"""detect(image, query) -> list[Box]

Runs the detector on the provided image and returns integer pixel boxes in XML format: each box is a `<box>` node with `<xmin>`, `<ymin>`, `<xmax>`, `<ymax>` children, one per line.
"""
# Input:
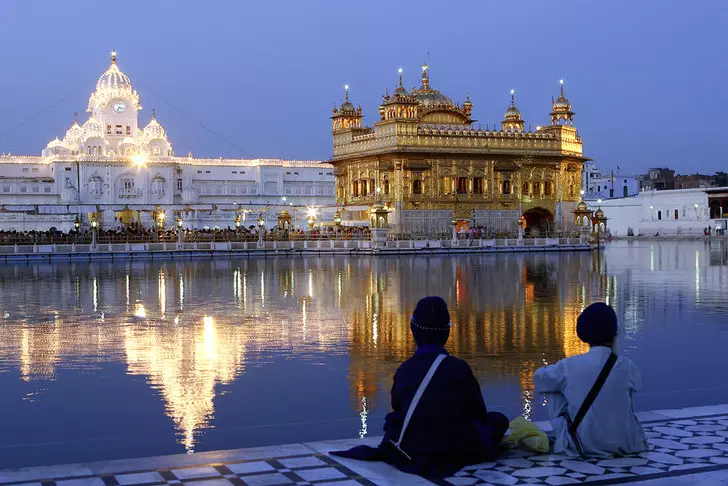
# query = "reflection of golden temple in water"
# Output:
<box><xmin>0</xmin><ymin>251</ymin><xmax>617</xmax><ymax>448</ymax></box>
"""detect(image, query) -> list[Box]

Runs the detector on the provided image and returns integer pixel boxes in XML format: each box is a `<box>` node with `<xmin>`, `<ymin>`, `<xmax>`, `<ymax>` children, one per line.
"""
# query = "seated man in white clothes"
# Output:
<box><xmin>533</xmin><ymin>303</ymin><xmax>648</xmax><ymax>457</ymax></box>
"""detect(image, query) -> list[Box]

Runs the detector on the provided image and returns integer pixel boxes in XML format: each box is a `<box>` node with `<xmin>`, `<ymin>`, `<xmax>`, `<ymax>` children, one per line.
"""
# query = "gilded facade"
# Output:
<box><xmin>330</xmin><ymin>66</ymin><xmax>588</xmax><ymax>234</ymax></box>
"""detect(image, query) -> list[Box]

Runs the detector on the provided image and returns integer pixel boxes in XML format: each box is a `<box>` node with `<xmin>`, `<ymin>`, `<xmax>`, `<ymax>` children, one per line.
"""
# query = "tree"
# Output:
<box><xmin>714</xmin><ymin>171</ymin><xmax>728</xmax><ymax>187</ymax></box>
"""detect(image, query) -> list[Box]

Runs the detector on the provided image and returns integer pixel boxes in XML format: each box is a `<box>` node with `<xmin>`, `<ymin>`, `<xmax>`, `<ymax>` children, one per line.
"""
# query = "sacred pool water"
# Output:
<box><xmin>0</xmin><ymin>240</ymin><xmax>726</xmax><ymax>468</ymax></box>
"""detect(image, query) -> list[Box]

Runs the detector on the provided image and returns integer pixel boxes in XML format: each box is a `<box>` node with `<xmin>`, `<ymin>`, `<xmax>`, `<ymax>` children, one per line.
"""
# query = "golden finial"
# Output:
<box><xmin>559</xmin><ymin>79</ymin><xmax>565</xmax><ymax>96</ymax></box>
<box><xmin>510</xmin><ymin>89</ymin><xmax>515</xmax><ymax>105</ymax></box>
<box><xmin>344</xmin><ymin>84</ymin><xmax>349</xmax><ymax>102</ymax></box>
<box><xmin>73</xmin><ymin>112</ymin><xmax>79</xmax><ymax>123</ymax></box>
<box><xmin>111</xmin><ymin>49</ymin><xmax>117</xmax><ymax>64</ymax></box>
<box><xmin>152</xmin><ymin>108</ymin><xmax>156</xmax><ymax>120</ymax></box>
<box><xmin>398</xmin><ymin>67</ymin><xmax>403</xmax><ymax>87</ymax></box>
<box><xmin>421</xmin><ymin>63</ymin><xmax>430</xmax><ymax>89</ymax></box>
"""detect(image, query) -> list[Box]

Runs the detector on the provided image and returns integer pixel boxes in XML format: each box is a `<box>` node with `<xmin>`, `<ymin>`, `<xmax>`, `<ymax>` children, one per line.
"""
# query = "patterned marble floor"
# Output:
<box><xmin>1</xmin><ymin>405</ymin><xmax>727</xmax><ymax>486</ymax></box>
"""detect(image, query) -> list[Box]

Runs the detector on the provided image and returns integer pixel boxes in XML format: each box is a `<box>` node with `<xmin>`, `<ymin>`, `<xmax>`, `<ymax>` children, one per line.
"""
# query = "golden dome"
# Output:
<box><xmin>503</xmin><ymin>90</ymin><xmax>523</xmax><ymax>121</ymax></box>
<box><xmin>551</xmin><ymin>80</ymin><xmax>573</xmax><ymax>115</ymax></box>
<box><xmin>594</xmin><ymin>207</ymin><xmax>605</xmax><ymax>218</ymax></box>
<box><xmin>412</xmin><ymin>64</ymin><xmax>454</xmax><ymax>106</ymax></box>
<box><xmin>576</xmin><ymin>200</ymin><xmax>589</xmax><ymax>211</ymax></box>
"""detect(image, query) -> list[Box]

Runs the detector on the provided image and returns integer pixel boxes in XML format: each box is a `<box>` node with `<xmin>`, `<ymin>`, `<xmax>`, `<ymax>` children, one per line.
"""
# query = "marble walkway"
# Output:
<box><xmin>2</xmin><ymin>405</ymin><xmax>728</xmax><ymax>486</ymax></box>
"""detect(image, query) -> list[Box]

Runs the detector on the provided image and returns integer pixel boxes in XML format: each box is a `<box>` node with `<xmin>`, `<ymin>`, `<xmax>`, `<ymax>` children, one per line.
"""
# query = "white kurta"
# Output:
<box><xmin>533</xmin><ymin>346</ymin><xmax>648</xmax><ymax>457</ymax></box>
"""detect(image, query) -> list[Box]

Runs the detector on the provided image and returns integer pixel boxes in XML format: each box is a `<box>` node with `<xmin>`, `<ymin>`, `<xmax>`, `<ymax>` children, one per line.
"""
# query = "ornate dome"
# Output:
<box><xmin>142</xmin><ymin>111</ymin><xmax>168</xmax><ymax>142</ymax></box>
<box><xmin>82</xmin><ymin>115</ymin><xmax>104</xmax><ymax>140</ymax></box>
<box><xmin>576</xmin><ymin>200</ymin><xmax>589</xmax><ymax>211</ymax></box>
<box><xmin>412</xmin><ymin>64</ymin><xmax>454</xmax><ymax>106</ymax></box>
<box><xmin>594</xmin><ymin>207</ymin><xmax>605</xmax><ymax>218</ymax></box>
<box><xmin>552</xmin><ymin>81</ymin><xmax>572</xmax><ymax>113</ymax></box>
<box><xmin>87</xmin><ymin>51</ymin><xmax>141</xmax><ymax>111</ymax></box>
<box><xmin>47</xmin><ymin>137</ymin><xmax>64</xmax><ymax>149</ymax></box>
<box><xmin>63</xmin><ymin>119</ymin><xmax>84</xmax><ymax>147</ymax></box>
<box><xmin>504</xmin><ymin>91</ymin><xmax>522</xmax><ymax>120</ymax></box>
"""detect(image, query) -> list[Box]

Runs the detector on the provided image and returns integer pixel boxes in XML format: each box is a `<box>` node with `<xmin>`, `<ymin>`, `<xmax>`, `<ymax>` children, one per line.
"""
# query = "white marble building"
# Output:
<box><xmin>582</xmin><ymin>161</ymin><xmax>639</xmax><ymax>200</ymax></box>
<box><xmin>0</xmin><ymin>51</ymin><xmax>334</xmax><ymax>231</ymax></box>
<box><xmin>587</xmin><ymin>188</ymin><xmax>713</xmax><ymax>236</ymax></box>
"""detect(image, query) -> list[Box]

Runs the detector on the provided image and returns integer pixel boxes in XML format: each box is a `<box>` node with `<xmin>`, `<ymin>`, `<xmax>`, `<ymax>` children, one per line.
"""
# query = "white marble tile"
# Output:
<box><xmin>239</xmin><ymin>473</ymin><xmax>292</xmax><ymax>486</ymax></box>
<box><xmin>294</xmin><ymin>467</ymin><xmax>346</xmax><ymax>482</ymax></box>
<box><xmin>628</xmin><ymin>466</ymin><xmax>665</xmax><ymax>475</ymax></box>
<box><xmin>558</xmin><ymin>460</ymin><xmax>605</xmax><ymax>475</ymax></box>
<box><xmin>584</xmin><ymin>473</ymin><xmax>633</xmax><ymax>482</ymax></box>
<box><xmin>471</xmin><ymin>469</ymin><xmax>518</xmax><ymax>484</ymax></box>
<box><xmin>512</xmin><ymin>467</ymin><xmax>567</xmax><ymax>478</ymax></box>
<box><xmin>115</xmin><ymin>472</ymin><xmax>165</xmax><ymax>485</ymax></box>
<box><xmin>226</xmin><ymin>461</ymin><xmax>275</xmax><ymax>475</ymax></box>
<box><xmin>657</xmin><ymin>405</ymin><xmax>728</xmax><ymax>419</ymax></box>
<box><xmin>303</xmin><ymin>437</ymin><xmax>381</xmax><ymax>454</ymax></box>
<box><xmin>444</xmin><ymin>477</ymin><xmax>479</xmax><ymax>486</ymax></box>
<box><xmin>653</xmin><ymin>426</ymin><xmax>693</xmax><ymax>437</ymax></box>
<box><xmin>324</xmin><ymin>455</ymin><xmax>435</xmax><ymax>485</ymax></box>
<box><xmin>675</xmin><ymin>448</ymin><xmax>724</xmax><ymax>458</ymax></box>
<box><xmin>170</xmin><ymin>466</ymin><xmax>220</xmax><ymax>480</ymax></box>
<box><xmin>682</xmin><ymin>435</ymin><xmax>726</xmax><ymax>445</ymax></box>
<box><xmin>596</xmin><ymin>457</ymin><xmax>648</xmax><ymax>468</ymax></box>
<box><xmin>639</xmin><ymin>451</ymin><xmax>684</xmax><ymax>465</ymax></box>
<box><xmin>544</xmin><ymin>477</ymin><xmax>580</xmax><ymax>485</ymax></box>
<box><xmin>710</xmin><ymin>456</ymin><xmax>728</xmax><ymax>465</ymax></box>
<box><xmin>0</xmin><ymin>465</ymin><xmax>94</xmax><ymax>483</ymax></box>
<box><xmin>277</xmin><ymin>457</ymin><xmax>327</xmax><ymax>469</ymax></box>
<box><xmin>634</xmin><ymin>469</ymin><xmax>728</xmax><ymax>485</ymax></box>
<box><xmin>186</xmin><ymin>480</ymin><xmax>234</xmax><ymax>486</ymax></box>
<box><xmin>56</xmin><ymin>478</ymin><xmax>105</xmax><ymax>486</ymax></box>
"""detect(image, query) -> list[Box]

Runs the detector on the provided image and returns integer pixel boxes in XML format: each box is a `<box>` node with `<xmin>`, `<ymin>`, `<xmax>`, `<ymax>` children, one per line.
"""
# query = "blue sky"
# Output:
<box><xmin>0</xmin><ymin>0</ymin><xmax>726</xmax><ymax>174</ymax></box>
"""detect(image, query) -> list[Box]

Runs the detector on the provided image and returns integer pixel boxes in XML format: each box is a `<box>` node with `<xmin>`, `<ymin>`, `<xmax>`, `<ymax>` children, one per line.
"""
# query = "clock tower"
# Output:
<box><xmin>87</xmin><ymin>50</ymin><xmax>142</xmax><ymax>155</ymax></box>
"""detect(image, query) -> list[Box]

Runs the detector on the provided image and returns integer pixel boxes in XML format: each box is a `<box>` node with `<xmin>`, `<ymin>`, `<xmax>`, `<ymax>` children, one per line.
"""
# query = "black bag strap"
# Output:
<box><xmin>569</xmin><ymin>352</ymin><xmax>618</xmax><ymax>435</ymax></box>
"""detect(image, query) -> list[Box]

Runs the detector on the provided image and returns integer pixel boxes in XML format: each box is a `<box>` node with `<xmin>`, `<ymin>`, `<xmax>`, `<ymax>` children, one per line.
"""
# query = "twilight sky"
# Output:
<box><xmin>0</xmin><ymin>0</ymin><xmax>726</xmax><ymax>174</ymax></box>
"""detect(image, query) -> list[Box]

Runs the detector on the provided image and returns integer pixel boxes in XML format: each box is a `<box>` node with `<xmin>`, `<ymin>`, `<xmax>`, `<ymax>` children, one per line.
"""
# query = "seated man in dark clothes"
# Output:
<box><xmin>332</xmin><ymin>296</ymin><xmax>509</xmax><ymax>478</ymax></box>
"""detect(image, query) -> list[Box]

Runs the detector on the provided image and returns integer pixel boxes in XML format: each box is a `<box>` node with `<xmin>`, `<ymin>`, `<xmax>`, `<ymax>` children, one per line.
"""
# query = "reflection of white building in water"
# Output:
<box><xmin>0</xmin><ymin>51</ymin><xmax>334</xmax><ymax>231</ymax></box>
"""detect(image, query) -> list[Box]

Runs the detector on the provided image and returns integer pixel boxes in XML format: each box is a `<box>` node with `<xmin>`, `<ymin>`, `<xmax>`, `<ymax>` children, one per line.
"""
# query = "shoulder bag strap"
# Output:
<box><xmin>569</xmin><ymin>352</ymin><xmax>618</xmax><ymax>435</ymax></box>
<box><xmin>393</xmin><ymin>353</ymin><xmax>447</xmax><ymax>455</ymax></box>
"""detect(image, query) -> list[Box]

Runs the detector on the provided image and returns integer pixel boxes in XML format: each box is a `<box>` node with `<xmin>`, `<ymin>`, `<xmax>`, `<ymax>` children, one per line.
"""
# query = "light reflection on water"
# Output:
<box><xmin>0</xmin><ymin>240</ymin><xmax>726</xmax><ymax>468</ymax></box>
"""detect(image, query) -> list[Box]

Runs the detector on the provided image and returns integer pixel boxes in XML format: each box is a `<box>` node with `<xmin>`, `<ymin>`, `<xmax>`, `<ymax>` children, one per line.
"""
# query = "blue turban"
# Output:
<box><xmin>410</xmin><ymin>296</ymin><xmax>451</xmax><ymax>347</ymax></box>
<box><xmin>577</xmin><ymin>302</ymin><xmax>618</xmax><ymax>346</ymax></box>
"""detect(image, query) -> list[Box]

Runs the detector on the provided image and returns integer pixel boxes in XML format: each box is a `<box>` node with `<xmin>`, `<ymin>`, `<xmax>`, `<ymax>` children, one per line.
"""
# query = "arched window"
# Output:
<box><xmin>383</xmin><ymin>178</ymin><xmax>390</xmax><ymax>195</ymax></box>
<box><xmin>361</xmin><ymin>180</ymin><xmax>368</xmax><ymax>195</ymax></box>
<box><xmin>352</xmin><ymin>180</ymin><xmax>359</xmax><ymax>197</ymax></box>
<box><xmin>544</xmin><ymin>181</ymin><xmax>552</xmax><ymax>196</ymax></box>
<box><xmin>533</xmin><ymin>181</ymin><xmax>540</xmax><ymax>196</ymax></box>
<box><xmin>521</xmin><ymin>182</ymin><xmax>529</xmax><ymax>195</ymax></box>
<box><xmin>502</xmin><ymin>179</ymin><xmax>511</xmax><ymax>195</ymax></box>
<box><xmin>413</xmin><ymin>179</ymin><xmax>422</xmax><ymax>195</ymax></box>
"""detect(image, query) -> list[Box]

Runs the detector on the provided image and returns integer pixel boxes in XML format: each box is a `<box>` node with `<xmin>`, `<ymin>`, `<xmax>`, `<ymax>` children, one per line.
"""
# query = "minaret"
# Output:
<box><xmin>502</xmin><ymin>89</ymin><xmax>525</xmax><ymax>132</ymax></box>
<box><xmin>331</xmin><ymin>84</ymin><xmax>363</xmax><ymax>133</ymax></box>
<box><xmin>550</xmin><ymin>80</ymin><xmax>575</xmax><ymax>126</ymax></box>
<box><xmin>379</xmin><ymin>68</ymin><xmax>418</xmax><ymax>121</ymax></box>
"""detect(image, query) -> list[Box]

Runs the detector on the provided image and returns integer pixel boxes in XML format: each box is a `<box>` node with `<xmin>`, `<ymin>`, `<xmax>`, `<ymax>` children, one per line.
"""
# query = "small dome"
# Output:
<box><xmin>120</xmin><ymin>136</ymin><xmax>138</xmax><ymax>146</ymax></box>
<box><xmin>88</xmin><ymin>51</ymin><xmax>141</xmax><ymax>111</ymax></box>
<box><xmin>504</xmin><ymin>104</ymin><xmax>521</xmax><ymax>119</ymax></box>
<box><xmin>96</xmin><ymin>63</ymin><xmax>132</xmax><ymax>93</ymax></box>
<box><xmin>552</xmin><ymin>82</ymin><xmax>573</xmax><ymax>113</ymax></box>
<box><xmin>47</xmin><ymin>137</ymin><xmax>64</xmax><ymax>148</ymax></box>
<box><xmin>82</xmin><ymin>115</ymin><xmax>104</xmax><ymax>140</ymax></box>
<box><xmin>576</xmin><ymin>200</ymin><xmax>589</xmax><ymax>211</ymax></box>
<box><xmin>414</xmin><ymin>91</ymin><xmax>454</xmax><ymax>106</ymax></box>
<box><xmin>594</xmin><ymin>207</ymin><xmax>605</xmax><ymax>218</ymax></box>
<box><xmin>142</xmin><ymin>115</ymin><xmax>167</xmax><ymax>142</ymax></box>
<box><xmin>63</xmin><ymin>121</ymin><xmax>84</xmax><ymax>146</ymax></box>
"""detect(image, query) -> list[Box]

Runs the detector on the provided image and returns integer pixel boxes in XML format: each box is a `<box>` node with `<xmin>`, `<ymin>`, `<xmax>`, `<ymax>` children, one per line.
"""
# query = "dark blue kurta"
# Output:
<box><xmin>332</xmin><ymin>345</ymin><xmax>508</xmax><ymax>478</ymax></box>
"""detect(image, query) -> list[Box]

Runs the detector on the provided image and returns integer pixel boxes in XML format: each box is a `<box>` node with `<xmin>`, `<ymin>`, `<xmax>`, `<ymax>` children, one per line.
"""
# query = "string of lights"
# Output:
<box><xmin>138</xmin><ymin>82</ymin><xmax>255</xmax><ymax>159</ymax></box>
<box><xmin>0</xmin><ymin>74</ymin><xmax>97</xmax><ymax>143</ymax></box>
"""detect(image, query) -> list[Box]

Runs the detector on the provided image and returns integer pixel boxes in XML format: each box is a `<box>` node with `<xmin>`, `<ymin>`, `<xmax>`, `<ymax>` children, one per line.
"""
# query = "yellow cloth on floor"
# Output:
<box><xmin>502</xmin><ymin>416</ymin><xmax>550</xmax><ymax>453</ymax></box>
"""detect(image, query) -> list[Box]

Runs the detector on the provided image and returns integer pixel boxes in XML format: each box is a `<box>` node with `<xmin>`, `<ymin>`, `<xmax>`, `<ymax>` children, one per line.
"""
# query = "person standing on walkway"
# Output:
<box><xmin>332</xmin><ymin>296</ymin><xmax>509</xmax><ymax>478</ymax></box>
<box><xmin>533</xmin><ymin>303</ymin><xmax>647</xmax><ymax>457</ymax></box>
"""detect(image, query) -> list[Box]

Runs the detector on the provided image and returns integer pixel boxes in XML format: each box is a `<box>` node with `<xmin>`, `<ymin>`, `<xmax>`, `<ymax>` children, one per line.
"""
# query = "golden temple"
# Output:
<box><xmin>330</xmin><ymin>66</ymin><xmax>587</xmax><ymax>235</ymax></box>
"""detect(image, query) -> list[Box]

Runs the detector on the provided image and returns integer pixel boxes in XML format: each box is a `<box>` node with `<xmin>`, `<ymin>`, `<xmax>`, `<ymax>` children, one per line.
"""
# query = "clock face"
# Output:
<box><xmin>113</xmin><ymin>102</ymin><xmax>126</xmax><ymax>113</ymax></box>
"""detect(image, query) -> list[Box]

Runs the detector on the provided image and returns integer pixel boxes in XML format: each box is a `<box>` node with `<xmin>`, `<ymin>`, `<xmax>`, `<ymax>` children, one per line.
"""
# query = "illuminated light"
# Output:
<box><xmin>560</xmin><ymin>79</ymin><xmax>564</xmax><ymax>84</ymax></box>
<box><xmin>398</xmin><ymin>68</ymin><xmax>403</xmax><ymax>74</ymax></box>
<box><xmin>134</xmin><ymin>304</ymin><xmax>147</xmax><ymax>319</ymax></box>
<box><xmin>131</xmin><ymin>155</ymin><xmax>147</xmax><ymax>166</ymax></box>
<box><xmin>580</xmin><ymin>189</ymin><xmax>585</xmax><ymax>196</ymax></box>
<box><xmin>597</xmin><ymin>198</ymin><xmax>602</xmax><ymax>203</ymax></box>
<box><xmin>344</xmin><ymin>84</ymin><xmax>349</xmax><ymax>90</ymax></box>
<box><xmin>510</xmin><ymin>89</ymin><xmax>515</xmax><ymax>95</ymax></box>
<box><xmin>307</xmin><ymin>206</ymin><xmax>318</xmax><ymax>218</ymax></box>
<box><xmin>535</xmin><ymin>125</ymin><xmax>541</xmax><ymax>130</ymax></box>
<box><xmin>649</xmin><ymin>205</ymin><xmax>654</xmax><ymax>209</ymax></box>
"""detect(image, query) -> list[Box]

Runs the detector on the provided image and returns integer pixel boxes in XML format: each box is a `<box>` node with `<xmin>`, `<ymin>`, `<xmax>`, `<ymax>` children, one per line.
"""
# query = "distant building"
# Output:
<box><xmin>675</xmin><ymin>174</ymin><xmax>715</xmax><ymax>190</ymax></box>
<box><xmin>0</xmin><ymin>52</ymin><xmax>335</xmax><ymax>232</ymax></box>
<box><xmin>582</xmin><ymin>161</ymin><xmax>639</xmax><ymax>199</ymax></box>
<box><xmin>592</xmin><ymin>187</ymin><xmax>728</xmax><ymax>236</ymax></box>
<box><xmin>639</xmin><ymin>168</ymin><xmax>675</xmax><ymax>191</ymax></box>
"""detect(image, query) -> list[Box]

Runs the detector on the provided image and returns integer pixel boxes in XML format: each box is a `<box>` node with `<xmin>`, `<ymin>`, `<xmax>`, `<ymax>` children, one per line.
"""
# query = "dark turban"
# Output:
<box><xmin>410</xmin><ymin>296</ymin><xmax>451</xmax><ymax>347</ymax></box>
<box><xmin>577</xmin><ymin>302</ymin><xmax>618</xmax><ymax>346</ymax></box>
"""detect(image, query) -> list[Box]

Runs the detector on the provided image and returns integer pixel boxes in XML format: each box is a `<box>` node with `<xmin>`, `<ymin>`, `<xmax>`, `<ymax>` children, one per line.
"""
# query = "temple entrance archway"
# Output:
<box><xmin>522</xmin><ymin>207</ymin><xmax>554</xmax><ymax>236</ymax></box>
